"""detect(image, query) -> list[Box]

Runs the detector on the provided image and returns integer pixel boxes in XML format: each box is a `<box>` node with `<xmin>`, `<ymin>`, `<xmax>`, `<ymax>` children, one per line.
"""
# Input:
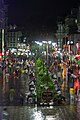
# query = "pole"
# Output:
<box><xmin>46</xmin><ymin>41</ymin><xmax>49</xmax><ymax>85</ymax></box>
<box><xmin>46</xmin><ymin>41</ymin><xmax>48</xmax><ymax>70</ymax></box>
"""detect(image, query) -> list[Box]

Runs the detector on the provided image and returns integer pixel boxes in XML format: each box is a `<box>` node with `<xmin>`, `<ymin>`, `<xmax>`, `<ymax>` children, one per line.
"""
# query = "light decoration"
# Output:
<box><xmin>0</xmin><ymin>52</ymin><xmax>2</xmax><ymax>60</ymax></box>
<box><xmin>52</xmin><ymin>43</ymin><xmax>56</xmax><ymax>46</ymax></box>
<box><xmin>76</xmin><ymin>43</ymin><xmax>79</xmax><ymax>49</ymax></box>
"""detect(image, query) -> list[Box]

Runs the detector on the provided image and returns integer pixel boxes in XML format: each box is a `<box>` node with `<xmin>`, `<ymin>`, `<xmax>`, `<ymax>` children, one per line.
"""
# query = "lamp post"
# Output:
<box><xmin>46</xmin><ymin>41</ymin><xmax>49</xmax><ymax>73</ymax></box>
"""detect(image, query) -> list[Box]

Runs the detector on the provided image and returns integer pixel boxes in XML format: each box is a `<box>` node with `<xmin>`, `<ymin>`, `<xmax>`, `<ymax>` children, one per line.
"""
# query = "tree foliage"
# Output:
<box><xmin>35</xmin><ymin>57</ymin><xmax>54</xmax><ymax>98</ymax></box>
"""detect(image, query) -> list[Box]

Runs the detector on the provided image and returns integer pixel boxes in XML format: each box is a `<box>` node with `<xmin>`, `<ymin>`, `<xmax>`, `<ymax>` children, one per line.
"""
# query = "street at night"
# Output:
<box><xmin>1</xmin><ymin>105</ymin><xmax>80</xmax><ymax>120</ymax></box>
<box><xmin>0</xmin><ymin>0</ymin><xmax>80</xmax><ymax>120</ymax></box>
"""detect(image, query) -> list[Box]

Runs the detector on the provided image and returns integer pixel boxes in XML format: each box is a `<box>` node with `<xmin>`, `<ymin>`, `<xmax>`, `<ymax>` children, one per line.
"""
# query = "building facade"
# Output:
<box><xmin>64</xmin><ymin>8</ymin><xmax>80</xmax><ymax>54</ymax></box>
<box><xmin>0</xmin><ymin>0</ymin><xmax>5</xmax><ymax>28</ymax></box>
<box><xmin>56</xmin><ymin>7</ymin><xmax>80</xmax><ymax>54</ymax></box>
<box><xmin>0</xmin><ymin>0</ymin><xmax>5</xmax><ymax>60</ymax></box>
<box><xmin>56</xmin><ymin>21</ymin><xmax>65</xmax><ymax>51</ymax></box>
<box><xmin>7</xmin><ymin>24</ymin><xmax>22</xmax><ymax>49</ymax></box>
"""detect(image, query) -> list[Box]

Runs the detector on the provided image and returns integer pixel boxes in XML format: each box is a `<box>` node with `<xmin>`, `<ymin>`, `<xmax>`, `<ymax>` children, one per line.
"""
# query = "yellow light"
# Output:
<box><xmin>75</xmin><ymin>19</ymin><xmax>77</xmax><ymax>24</ymax></box>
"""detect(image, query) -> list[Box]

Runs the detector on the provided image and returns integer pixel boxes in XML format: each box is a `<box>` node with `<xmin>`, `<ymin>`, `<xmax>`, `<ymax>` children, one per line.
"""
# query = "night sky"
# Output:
<box><xmin>8</xmin><ymin>0</ymin><xmax>80</xmax><ymax>31</ymax></box>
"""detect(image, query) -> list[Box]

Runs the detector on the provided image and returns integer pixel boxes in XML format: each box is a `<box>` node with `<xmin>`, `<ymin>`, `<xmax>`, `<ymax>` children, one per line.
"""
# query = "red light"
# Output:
<box><xmin>0</xmin><ymin>52</ymin><xmax>2</xmax><ymax>56</ymax></box>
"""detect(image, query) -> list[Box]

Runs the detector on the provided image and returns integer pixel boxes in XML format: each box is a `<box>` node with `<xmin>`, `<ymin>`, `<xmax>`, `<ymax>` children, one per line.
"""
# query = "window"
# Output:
<box><xmin>10</xmin><ymin>44</ymin><xmax>12</xmax><ymax>47</ymax></box>
<box><xmin>13</xmin><ymin>43</ymin><xmax>15</xmax><ymax>47</ymax></box>
<box><xmin>13</xmin><ymin>32</ymin><xmax>15</xmax><ymax>36</ymax></box>
<box><xmin>13</xmin><ymin>38</ymin><xmax>15</xmax><ymax>42</ymax></box>
<box><xmin>11</xmin><ymin>33</ymin><xmax>12</xmax><ymax>36</ymax></box>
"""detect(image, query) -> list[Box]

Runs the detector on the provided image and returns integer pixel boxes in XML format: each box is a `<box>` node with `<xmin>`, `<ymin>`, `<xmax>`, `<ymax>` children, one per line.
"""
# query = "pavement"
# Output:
<box><xmin>1</xmin><ymin>104</ymin><xmax>80</xmax><ymax>120</ymax></box>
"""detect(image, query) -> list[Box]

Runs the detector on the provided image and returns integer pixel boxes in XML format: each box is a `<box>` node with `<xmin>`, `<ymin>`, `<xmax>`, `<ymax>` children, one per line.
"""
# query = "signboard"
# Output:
<box><xmin>41</xmin><ymin>91</ymin><xmax>53</xmax><ymax>101</ymax></box>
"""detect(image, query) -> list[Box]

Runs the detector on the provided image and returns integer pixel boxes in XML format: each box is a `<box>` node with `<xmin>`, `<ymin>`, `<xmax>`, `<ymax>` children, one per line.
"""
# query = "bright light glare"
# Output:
<box><xmin>33</xmin><ymin>111</ymin><xmax>44</xmax><ymax>120</ymax></box>
<box><xmin>48</xmin><ymin>41</ymin><xmax>51</xmax><ymax>44</ymax></box>
<box><xmin>71</xmin><ymin>41</ymin><xmax>73</xmax><ymax>44</ymax></box>
<box><xmin>46</xmin><ymin>116</ymin><xmax>56</xmax><ymax>120</ymax></box>
<box><xmin>42</xmin><ymin>41</ymin><xmax>52</xmax><ymax>44</ymax></box>
<box><xmin>35</xmin><ymin>41</ymin><xmax>39</xmax><ymax>44</ymax></box>
<box><xmin>14</xmin><ymin>53</ymin><xmax>16</xmax><ymax>55</ymax></box>
<box><xmin>42</xmin><ymin>51</ymin><xmax>46</xmax><ymax>55</ymax></box>
<box><xmin>11</xmin><ymin>48</ymin><xmax>17</xmax><ymax>53</ymax></box>
<box><xmin>29</xmin><ymin>52</ymin><xmax>31</xmax><ymax>55</ymax></box>
<box><xmin>39</xmin><ymin>42</ymin><xmax>42</xmax><ymax>46</ymax></box>
<box><xmin>42</xmin><ymin>41</ymin><xmax>47</xmax><ymax>43</ymax></box>
<box><xmin>18</xmin><ymin>52</ymin><xmax>20</xmax><ymax>55</ymax></box>
<box><xmin>52</xmin><ymin>43</ymin><xmax>56</xmax><ymax>46</ymax></box>
<box><xmin>67</xmin><ymin>41</ymin><xmax>69</xmax><ymax>44</ymax></box>
<box><xmin>32</xmin><ymin>53</ymin><xmax>35</xmax><ymax>55</ymax></box>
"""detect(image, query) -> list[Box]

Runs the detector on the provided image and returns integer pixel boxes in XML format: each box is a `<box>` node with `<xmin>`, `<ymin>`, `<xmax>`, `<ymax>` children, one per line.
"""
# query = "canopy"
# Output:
<box><xmin>75</xmin><ymin>55</ymin><xmax>80</xmax><ymax>59</ymax></box>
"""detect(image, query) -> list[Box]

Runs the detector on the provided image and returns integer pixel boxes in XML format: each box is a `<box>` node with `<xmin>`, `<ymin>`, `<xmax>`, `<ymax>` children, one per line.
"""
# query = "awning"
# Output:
<box><xmin>75</xmin><ymin>55</ymin><xmax>80</xmax><ymax>59</ymax></box>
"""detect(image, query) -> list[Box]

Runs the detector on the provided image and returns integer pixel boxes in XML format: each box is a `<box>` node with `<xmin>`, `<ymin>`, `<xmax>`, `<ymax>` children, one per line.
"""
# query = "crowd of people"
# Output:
<box><xmin>0</xmin><ymin>51</ymin><xmax>80</xmax><ymax>106</ymax></box>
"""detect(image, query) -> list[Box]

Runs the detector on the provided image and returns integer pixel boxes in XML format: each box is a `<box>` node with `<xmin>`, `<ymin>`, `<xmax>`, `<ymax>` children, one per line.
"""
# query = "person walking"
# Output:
<box><xmin>9</xmin><ymin>88</ymin><xmax>15</xmax><ymax>104</ymax></box>
<box><xmin>20</xmin><ymin>93</ymin><xmax>24</xmax><ymax>106</ymax></box>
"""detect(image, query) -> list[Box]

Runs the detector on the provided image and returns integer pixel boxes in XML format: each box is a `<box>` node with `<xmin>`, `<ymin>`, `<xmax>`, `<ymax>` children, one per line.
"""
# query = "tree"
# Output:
<box><xmin>35</xmin><ymin>57</ymin><xmax>55</xmax><ymax>101</ymax></box>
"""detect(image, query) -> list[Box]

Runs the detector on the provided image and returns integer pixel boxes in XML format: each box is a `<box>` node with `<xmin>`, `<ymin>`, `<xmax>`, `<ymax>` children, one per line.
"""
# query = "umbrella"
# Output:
<box><xmin>75</xmin><ymin>55</ymin><xmax>80</xmax><ymax>59</ymax></box>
